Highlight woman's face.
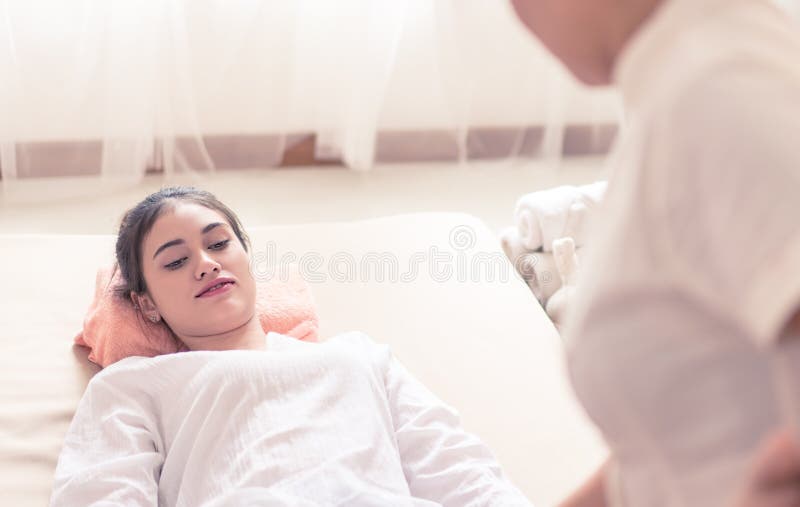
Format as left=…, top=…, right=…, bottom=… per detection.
left=136, top=202, right=257, bottom=341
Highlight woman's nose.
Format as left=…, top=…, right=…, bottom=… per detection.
left=195, top=250, right=221, bottom=279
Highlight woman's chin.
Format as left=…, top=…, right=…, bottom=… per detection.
left=209, top=311, right=256, bottom=333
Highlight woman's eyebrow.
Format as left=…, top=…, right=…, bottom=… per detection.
left=152, top=222, right=226, bottom=259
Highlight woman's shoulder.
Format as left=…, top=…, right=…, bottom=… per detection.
left=319, top=331, right=394, bottom=368
left=88, top=352, right=201, bottom=391
left=94, top=354, right=164, bottom=378
left=76, top=355, right=170, bottom=410
left=89, top=331, right=389, bottom=377
left=317, top=330, right=384, bottom=349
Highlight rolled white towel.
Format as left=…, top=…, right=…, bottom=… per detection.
left=499, top=226, right=588, bottom=305
left=500, top=227, right=560, bottom=302
left=552, top=236, right=581, bottom=286
left=516, top=249, right=586, bottom=305
left=514, top=181, right=607, bottom=251
left=546, top=237, right=581, bottom=327
left=499, top=226, right=530, bottom=264
left=521, top=251, right=559, bottom=303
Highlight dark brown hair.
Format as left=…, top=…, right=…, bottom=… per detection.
left=111, top=186, right=251, bottom=307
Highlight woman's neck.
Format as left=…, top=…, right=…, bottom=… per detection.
left=178, top=312, right=267, bottom=351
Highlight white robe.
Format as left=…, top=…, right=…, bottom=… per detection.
left=563, top=0, right=800, bottom=505
left=50, top=331, right=532, bottom=507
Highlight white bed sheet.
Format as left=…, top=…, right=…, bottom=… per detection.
left=0, top=212, right=606, bottom=506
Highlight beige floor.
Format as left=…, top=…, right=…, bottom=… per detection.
left=0, top=156, right=608, bottom=236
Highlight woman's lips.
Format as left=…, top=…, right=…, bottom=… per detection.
left=196, top=281, right=235, bottom=298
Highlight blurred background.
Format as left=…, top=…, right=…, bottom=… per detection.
left=0, top=0, right=796, bottom=235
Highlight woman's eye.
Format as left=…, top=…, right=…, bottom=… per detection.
left=211, top=239, right=231, bottom=250
left=165, top=258, right=186, bottom=270
left=164, top=240, right=230, bottom=270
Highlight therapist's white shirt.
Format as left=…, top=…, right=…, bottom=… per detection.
left=562, top=0, right=800, bottom=506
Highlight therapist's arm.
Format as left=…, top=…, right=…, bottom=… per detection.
left=727, top=312, right=800, bottom=507
left=731, top=429, right=800, bottom=507
left=557, top=459, right=609, bottom=507
left=783, top=310, right=800, bottom=339
left=557, top=310, right=800, bottom=507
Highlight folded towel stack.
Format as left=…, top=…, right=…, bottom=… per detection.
left=501, top=227, right=586, bottom=305
left=501, top=181, right=606, bottom=309
left=545, top=237, right=580, bottom=328
left=514, top=181, right=607, bottom=252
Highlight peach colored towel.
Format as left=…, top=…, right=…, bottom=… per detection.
left=75, top=263, right=319, bottom=368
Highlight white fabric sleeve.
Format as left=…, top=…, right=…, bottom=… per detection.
left=49, top=373, right=163, bottom=506
left=380, top=348, right=534, bottom=507
left=649, top=68, right=800, bottom=349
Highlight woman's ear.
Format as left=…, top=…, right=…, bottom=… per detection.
left=130, top=291, right=160, bottom=321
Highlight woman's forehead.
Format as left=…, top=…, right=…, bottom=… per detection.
left=145, top=203, right=230, bottom=248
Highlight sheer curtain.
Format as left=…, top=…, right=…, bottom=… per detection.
left=777, top=0, right=800, bottom=18
left=0, top=0, right=619, bottom=204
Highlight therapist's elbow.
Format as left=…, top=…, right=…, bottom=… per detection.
left=781, top=309, right=800, bottom=340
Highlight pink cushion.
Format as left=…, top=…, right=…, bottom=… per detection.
left=74, top=263, right=319, bottom=367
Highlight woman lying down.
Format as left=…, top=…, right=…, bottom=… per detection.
left=49, top=186, right=532, bottom=507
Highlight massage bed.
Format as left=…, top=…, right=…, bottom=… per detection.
left=0, top=211, right=605, bottom=506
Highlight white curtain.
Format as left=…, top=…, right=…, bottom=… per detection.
left=777, top=0, right=800, bottom=17
left=0, top=0, right=619, bottom=204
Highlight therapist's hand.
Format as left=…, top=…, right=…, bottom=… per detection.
left=732, top=429, right=800, bottom=507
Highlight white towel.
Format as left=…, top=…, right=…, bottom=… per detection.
left=500, top=228, right=558, bottom=302
left=500, top=227, right=587, bottom=305
left=522, top=251, right=559, bottom=304
left=499, top=226, right=530, bottom=263
left=546, top=237, right=581, bottom=327
left=514, top=181, right=607, bottom=251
